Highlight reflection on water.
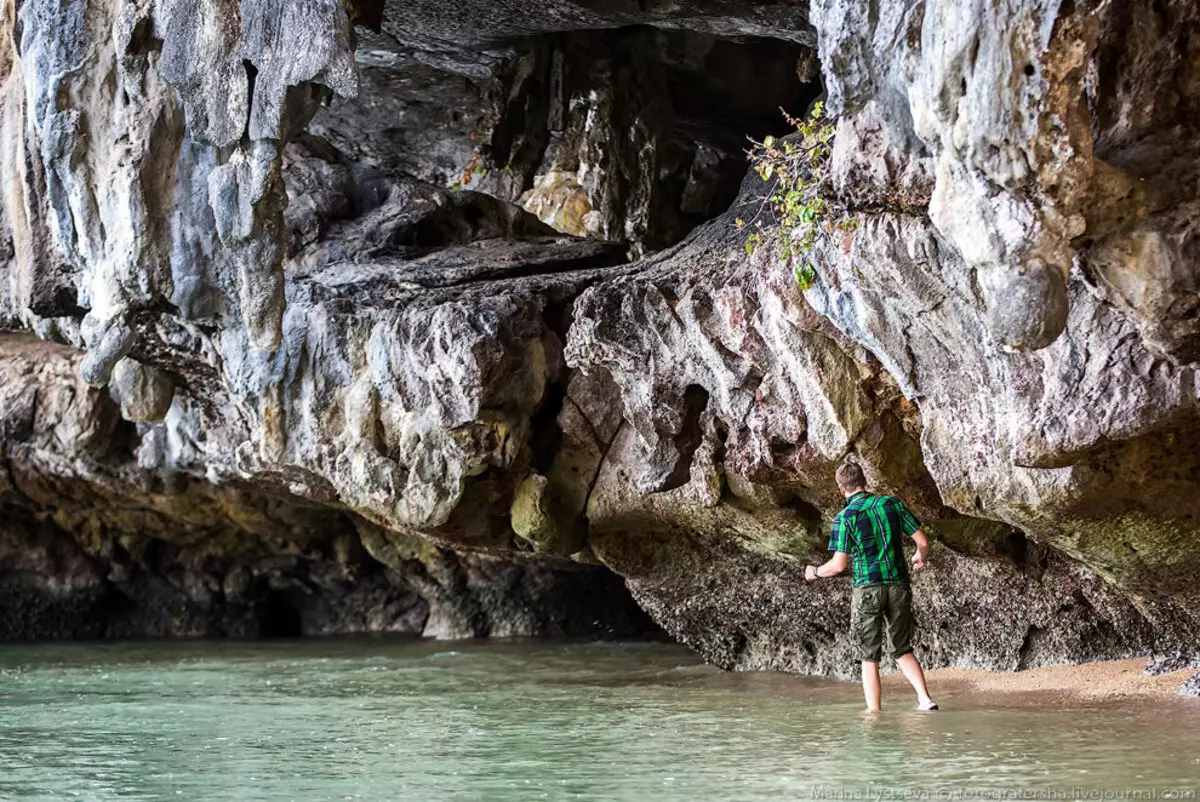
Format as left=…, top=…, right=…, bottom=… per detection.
left=0, top=640, right=1197, bottom=801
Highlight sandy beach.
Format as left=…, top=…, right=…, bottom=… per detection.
left=883, top=657, right=1199, bottom=705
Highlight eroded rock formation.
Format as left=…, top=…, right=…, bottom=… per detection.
left=0, top=333, right=653, bottom=640
left=0, top=0, right=1197, bottom=692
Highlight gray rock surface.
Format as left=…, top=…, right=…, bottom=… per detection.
left=802, top=0, right=1200, bottom=644
left=378, top=0, right=815, bottom=49
left=0, top=0, right=1196, bottom=694
left=0, top=334, right=654, bottom=640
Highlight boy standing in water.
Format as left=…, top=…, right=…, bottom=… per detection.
left=804, top=460, right=939, bottom=712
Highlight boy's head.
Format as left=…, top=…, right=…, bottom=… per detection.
left=835, top=460, right=868, bottom=496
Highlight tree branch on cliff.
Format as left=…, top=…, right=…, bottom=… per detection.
left=736, top=102, right=858, bottom=290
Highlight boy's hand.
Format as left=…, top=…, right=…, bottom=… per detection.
left=911, top=551, right=927, bottom=572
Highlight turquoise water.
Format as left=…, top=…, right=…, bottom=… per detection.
left=1, top=640, right=1197, bottom=800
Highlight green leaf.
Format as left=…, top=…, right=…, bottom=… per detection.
left=795, top=262, right=817, bottom=290
left=736, top=105, right=842, bottom=282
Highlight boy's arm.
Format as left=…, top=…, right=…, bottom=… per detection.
left=910, top=529, right=929, bottom=571
left=807, top=514, right=850, bottom=581
left=806, top=551, right=848, bottom=581
left=897, top=499, right=929, bottom=571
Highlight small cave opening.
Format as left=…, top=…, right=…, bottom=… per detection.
left=103, top=417, right=142, bottom=465
left=1002, top=529, right=1031, bottom=570
left=1016, top=624, right=1046, bottom=671
left=346, top=0, right=385, bottom=31
left=557, top=563, right=667, bottom=640
left=778, top=492, right=823, bottom=526
left=91, top=391, right=143, bottom=467
left=769, top=436, right=799, bottom=459
left=242, top=59, right=259, bottom=113
left=1003, top=528, right=1032, bottom=566
left=405, top=212, right=455, bottom=249
left=528, top=380, right=568, bottom=474
left=659, top=383, right=710, bottom=493
left=257, top=589, right=305, bottom=639
left=93, top=588, right=139, bottom=640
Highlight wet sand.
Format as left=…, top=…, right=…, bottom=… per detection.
left=884, top=657, right=1198, bottom=705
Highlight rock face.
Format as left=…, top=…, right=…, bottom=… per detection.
left=0, top=0, right=1197, bottom=690
left=0, top=334, right=654, bottom=640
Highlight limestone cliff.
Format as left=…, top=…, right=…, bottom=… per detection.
left=0, top=0, right=1196, bottom=692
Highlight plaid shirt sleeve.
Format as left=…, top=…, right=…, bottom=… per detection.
left=828, top=512, right=850, bottom=553
left=896, top=499, right=922, bottom=536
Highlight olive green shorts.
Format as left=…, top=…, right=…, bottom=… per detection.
left=851, top=583, right=914, bottom=663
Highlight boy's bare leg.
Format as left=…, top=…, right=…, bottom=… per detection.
left=896, top=653, right=935, bottom=706
left=861, top=661, right=882, bottom=711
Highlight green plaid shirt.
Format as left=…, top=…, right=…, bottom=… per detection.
left=828, top=492, right=921, bottom=587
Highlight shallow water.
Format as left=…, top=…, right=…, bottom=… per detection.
left=1, top=640, right=1197, bottom=801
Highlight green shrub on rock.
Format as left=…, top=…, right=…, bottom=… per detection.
left=737, top=102, right=858, bottom=290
